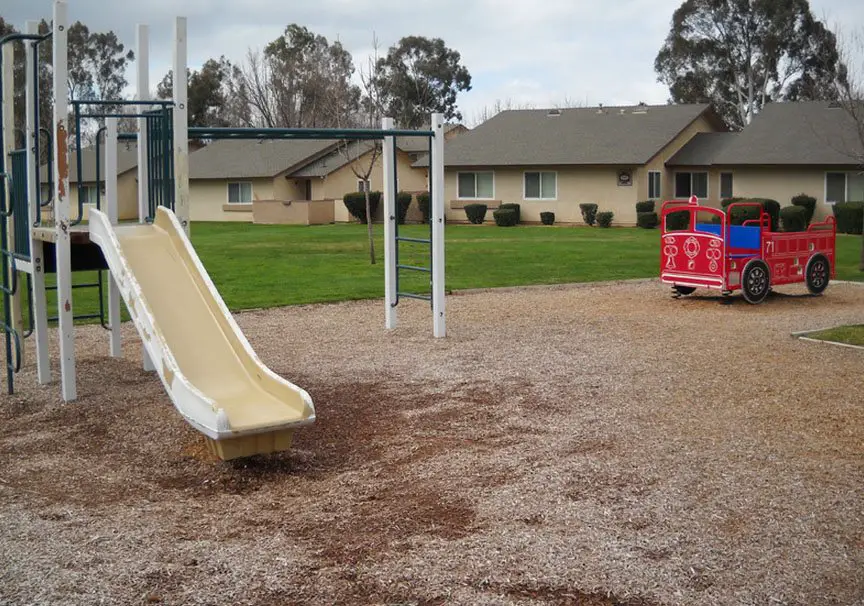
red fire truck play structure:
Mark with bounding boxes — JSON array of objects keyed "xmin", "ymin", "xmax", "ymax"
[{"xmin": 660, "ymin": 196, "xmax": 837, "ymax": 304}]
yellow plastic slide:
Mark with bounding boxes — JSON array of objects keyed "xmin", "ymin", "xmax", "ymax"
[{"xmin": 89, "ymin": 207, "xmax": 315, "ymax": 460}]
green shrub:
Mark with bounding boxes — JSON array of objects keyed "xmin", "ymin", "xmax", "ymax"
[
  {"xmin": 464, "ymin": 203, "xmax": 488, "ymax": 224},
  {"xmin": 493, "ymin": 208, "xmax": 519, "ymax": 227},
  {"xmin": 499, "ymin": 203, "xmax": 520, "ymax": 223},
  {"xmin": 579, "ymin": 203, "xmax": 598, "ymax": 226},
  {"xmin": 635, "ymin": 200, "xmax": 655, "ymax": 213},
  {"xmin": 396, "ymin": 192, "xmax": 413, "ymax": 225},
  {"xmin": 833, "ymin": 201, "xmax": 864, "ymax": 234},
  {"xmin": 540, "ymin": 211, "xmax": 555, "ymax": 225},
  {"xmin": 791, "ymin": 194, "xmax": 817, "ymax": 225},
  {"xmin": 343, "ymin": 191, "xmax": 381, "ymax": 224},
  {"xmin": 780, "ymin": 205, "xmax": 807, "ymax": 232},
  {"xmin": 665, "ymin": 210, "xmax": 690, "ymax": 231},
  {"xmin": 417, "ymin": 192, "xmax": 430, "ymax": 223},
  {"xmin": 722, "ymin": 197, "xmax": 779, "ymax": 231},
  {"xmin": 597, "ymin": 211, "xmax": 614, "ymax": 228},
  {"xmin": 636, "ymin": 211, "xmax": 659, "ymax": 229}
]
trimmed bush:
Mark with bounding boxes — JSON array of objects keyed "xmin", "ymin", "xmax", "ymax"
[
  {"xmin": 665, "ymin": 210, "xmax": 690, "ymax": 231},
  {"xmin": 780, "ymin": 205, "xmax": 807, "ymax": 232},
  {"xmin": 833, "ymin": 201, "xmax": 864, "ymax": 234},
  {"xmin": 636, "ymin": 211, "xmax": 659, "ymax": 229},
  {"xmin": 499, "ymin": 203, "xmax": 521, "ymax": 223},
  {"xmin": 417, "ymin": 192, "xmax": 430, "ymax": 223},
  {"xmin": 597, "ymin": 211, "xmax": 614, "ymax": 228},
  {"xmin": 722, "ymin": 197, "xmax": 780, "ymax": 231},
  {"xmin": 791, "ymin": 194, "xmax": 817, "ymax": 225},
  {"xmin": 464, "ymin": 203, "xmax": 488, "ymax": 224},
  {"xmin": 540, "ymin": 211, "xmax": 555, "ymax": 225},
  {"xmin": 343, "ymin": 191, "xmax": 381, "ymax": 224},
  {"xmin": 396, "ymin": 192, "xmax": 413, "ymax": 224},
  {"xmin": 635, "ymin": 200, "xmax": 655, "ymax": 213},
  {"xmin": 579, "ymin": 203, "xmax": 598, "ymax": 226},
  {"xmin": 493, "ymin": 208, "xmax": 519, "ymax": 227}
]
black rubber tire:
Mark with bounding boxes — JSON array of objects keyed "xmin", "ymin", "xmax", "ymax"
[
  {"xmin": 741, "ymin": 259, "xmax": 771, "ymax": 304},
  {"xmin": 805, "ymin": 253, "xmax": 830, "ymax": 295},
  {"xmin": 674, "ymin": 285, "xmax": 696, "ymax": 296}
]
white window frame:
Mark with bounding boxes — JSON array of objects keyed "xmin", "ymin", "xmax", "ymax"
[
  {"xmin": 719, "ymin": 172, "xmax": 734, "ymax": 199},
  {"xmin": 674, "ymin": 171, "xmax": 709, "ymax": 199},
  {"xmin": 823, "ymin": 171, "xmax": 864, "ymax": 204},
  {"xmin": 79, "ymin": 184, "xmax": 99, "ymax": 207},
  {"xmin": 357, "ymin": 179, "xmax": 370, "ymax": 193},
  {"xmin": 457, "ymin": 171, "xmax": 495, "ymax": 200},
  {"xmin": 522, "ymin": 170, "xmax": 558, "ymax": 201},
  {"xmin": 227, "ymin": 181, "xmax": 253, "ymax": 204},
  {"xmin": 648, "ymin": 171, "xmax": 662, "ymax": 199}
]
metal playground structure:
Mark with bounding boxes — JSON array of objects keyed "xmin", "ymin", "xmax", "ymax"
[{"xmin": 1, "ymin": 2, "xmax": 446, "ymax": 457}]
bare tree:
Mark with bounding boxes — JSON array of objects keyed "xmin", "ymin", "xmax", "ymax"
[{"xmin": 469, "ymin": 98, "xmax": 536, "ymax": 127}]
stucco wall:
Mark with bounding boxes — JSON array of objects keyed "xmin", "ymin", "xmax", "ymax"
[
  {"xmin": 444, "ymin": 166, "xmax": 641, "ymax": 225},
  {"xmin": 252, "ymin": 199, "xmax": 334, "ymax": 225},
  {"xmin": 724, "ymin": 166, "xmax": 847, "ymax": 221},
  {"xmin": 190, "ymin": 177, "xmax": 275, "ymax": 222},
  {"xmin": 636, "ymin": 114, "xmax": 719, "ymax": 204},
  {"xmin": 65, "ymin": 171, "xmax": 138, "ymax": 222},
  {"xmin": 311, "ymin": 149, "xmax": 428, "ymax": 223}
]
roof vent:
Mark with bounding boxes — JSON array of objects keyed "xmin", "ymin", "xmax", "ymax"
[
  {"xmin": 596, "ymin": 103, "xmax": 605, "ymax": 115},
  {"xmin": 547, "ymin": 109, "xmax": 561, "ymax": 117},
  {"xmin": 632, "ymin": 109, "xmax": 648, "ymax": 115}
]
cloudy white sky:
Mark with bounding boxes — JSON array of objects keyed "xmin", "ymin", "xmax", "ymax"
[{"xmin": 3, "ymin": 0, "xmax": 864, "ymax": 125}]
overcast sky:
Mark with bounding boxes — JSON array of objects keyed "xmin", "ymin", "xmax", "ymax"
[{"xmin": 3, "ymin": 0, "xmax": 863, "ymax": 125}]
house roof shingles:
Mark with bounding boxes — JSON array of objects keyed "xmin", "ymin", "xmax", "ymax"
[
  {"xmin": 40, "ymin": 143, "xmax": 139, "ymax": 183},
  {"xmin": 416, "ymin": 103, "xmax": 716, "ymax": 167},
  {"xmin": 668, "ymin": 101, "xmax": 864, "ymax": 166},
  {"xmin": 666, "ymin": 132, "xmax": 740, "ymax": 166},
  {"xmin": 188, "ymin": 139, "xmax": 335, "ymax": 179}
]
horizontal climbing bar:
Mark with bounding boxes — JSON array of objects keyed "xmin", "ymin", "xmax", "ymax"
[
  {"xmin": 46, "ymin": 282, "xmax": 101, "ymax": 291},
  {"xmin": 78, "ymin": 113, "xmax": 166, "ymax": 119},
  {"xmin": 70, "ymin": 99, "xmax": 173, "ymax": 106},
  {"xmin": 397, "ymin": 292, "xmax": 432, "ymax": 302},
  {"xmin": 49, "ymin": 313, "xmax": 102, "ymax": 322},
  {"xmin": 188, "ymin": 127, "xmax": 434, "ymax": 141},
  {"xmin": 396, "ymin": 236, "xmax": 432, "ymax": 244},
  {"xmin": 0, "ymin": 33, "xmax": 51, "ymax": 46},
  {"xmin": 397, "ymin": 264, "xmax": 431, "ymax": 273}
]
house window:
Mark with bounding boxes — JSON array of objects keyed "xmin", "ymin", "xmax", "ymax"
[
  {"xmin": 648, "ymin": 171, "xmax": 661, "ymax": 199},
  {"xmin": 457, "ymin": 171, "xmax": 494, "ymax": 199},
  {"xmin": 79, "ymin": 184, "xmax": 99, "ymax": 206},
  {"xmin": 674, "ymin": 171, "xmax": 708, "ymax": 198},
  {"xmin": 227, "ymin": 182, "xmax": 252, "ymax": 204},
  {"xmin": 826, "ymin": 171, "xmax": 864, "ymax": 203},
  {"xmin": 720, "ymin": 172, "xmax": 733, "ymax": 199},
  {"xmin": 357, "ymin": 179, "xmax": 370, "ymax": 193},
  {"xmin": 524, "ymin": 171, "xmax": 557, "ymax": 200}
]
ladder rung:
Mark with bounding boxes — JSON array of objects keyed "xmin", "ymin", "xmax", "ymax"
[
  {"xmin": 397, "ymin": 292, "xmax": 432, "ymax": 302},
  {"xmin": 397, "ymin": 264, "xmax": 431, "ymax": 273},
  {"xmin": 46, "ymin": 282, "xmax": 101, "ymax": 291},
  {"xmin": 396, "ymin": 236, "xmax": 431, "ymax": 244},
  {"xmin": 48, "ymin": 313, "xmax": 102, "ymax": 322}
]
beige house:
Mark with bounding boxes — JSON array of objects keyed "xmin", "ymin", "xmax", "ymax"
[
  {"xmin": 416, "ymin": 104, "xmax": 728, "ymax": 225},
  {"xmin": 40, "ymin": 144, "xmax": 139, "ymax": 222},
  {"xmin": 187, "ymin": 134, "xmax": 445, "ymax": 224},
  {"xmin": 666, "ymin": 101, "xmax": 864, "ymax": 221}
]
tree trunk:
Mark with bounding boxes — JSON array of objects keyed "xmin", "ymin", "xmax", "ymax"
[{"xmin": 365, "ymin": 189, "xmax": 376, "ymax": 265}]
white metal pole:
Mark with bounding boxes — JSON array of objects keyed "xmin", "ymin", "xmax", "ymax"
[
  {"xmin": 2, "ymin": 42, "xmax": 25, "ymax": 358},
  {"xmin": 136, "ymin": 24, "xmax": 150, "ymax": 224},
  {"xmin": 53, "ymin": 0, "xmax": 76, "ymax": 401},
  {"xmin": 135, "ymin": 24, "xmax": 155, "ymax": 372},
  {"xmin": 173, "ymin": 17, "xmax": 190, "ymax": 235},
  {"xmin": 431, "ymin": 113, "xmax": 446, "ymax": 338},
  {"xmin": 105, "ymin": 118, "xmax": 122, "ymax": 358},
  {"xmin": 382, "ymin": 117, "xmax": 397, "ymax": 330},
  {"xmin": 25, "ymin": 20, "xmax": 50, "ymax": 384}
]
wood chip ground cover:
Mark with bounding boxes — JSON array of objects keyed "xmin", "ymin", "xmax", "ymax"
[{"xmin": 1, "ymin": 280, "xmax": 862, "ymax": 605}]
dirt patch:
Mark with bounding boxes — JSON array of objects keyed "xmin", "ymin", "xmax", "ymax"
[{"xmin": 500, "ymin": 583, "xmax": 663, "ymax": 606}]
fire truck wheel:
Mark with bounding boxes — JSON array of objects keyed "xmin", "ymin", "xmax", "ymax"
[
  {"xmin": 674, "ymin": 285, "xmax": 696, "ymax": 296},
  {"xmin": 805, "ymin": 254, "xmax": 830, "ymax": 295},
  {"xmin": 742, "ymin": 259, "xmax": 771, "ymax": 304}
]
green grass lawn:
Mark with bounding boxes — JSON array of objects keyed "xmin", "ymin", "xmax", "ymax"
[
  {"xmin": 804, "ymin": 325, "xmax": 864, "ymax": 347},
  {"xmin": 3, "ymin": 223, "xmax": 863, "ymax": 325}
]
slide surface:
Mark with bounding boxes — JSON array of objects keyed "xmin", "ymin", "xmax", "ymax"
[{"xmin": 89, "ymin": 207, "xmax": 315, "ymax": 460}]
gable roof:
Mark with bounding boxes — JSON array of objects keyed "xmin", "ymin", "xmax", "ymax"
[
  {"xmin": 188, "ymin": 139, "xmax": 336, "ymax": 179},
  {"xmin": 668, "ymin": 101, "xmax": 864, "ymax": 166},
  {"xmin": 415, "ymin": 103, "xmax": 718, "ymax": 167},
  {"xmin": 40, "ymin": 143, "xmax": 139, "ymax": 184},
  {"xmin": 666, "ymin": 132, "xmax": 740, "ymax": 166}
]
